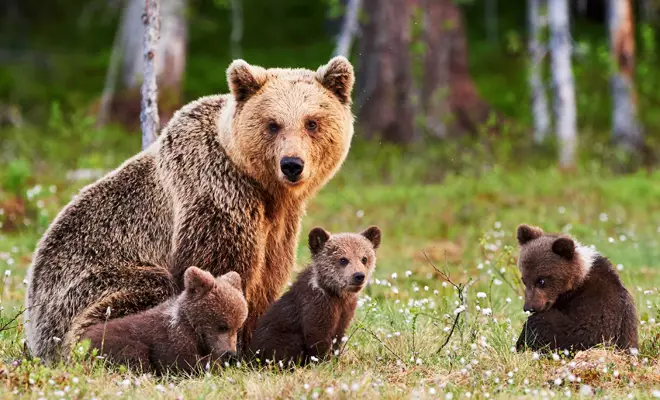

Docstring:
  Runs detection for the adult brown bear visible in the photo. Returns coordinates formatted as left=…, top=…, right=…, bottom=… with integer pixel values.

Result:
left=25, top=57, right=356, bottom=362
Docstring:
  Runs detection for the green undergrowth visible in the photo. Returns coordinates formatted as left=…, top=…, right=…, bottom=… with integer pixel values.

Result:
left=1, top=134, right=660, bottom=398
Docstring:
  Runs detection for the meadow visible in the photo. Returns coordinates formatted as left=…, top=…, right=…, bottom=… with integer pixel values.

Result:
left=1, top=126, right=660, bottom=399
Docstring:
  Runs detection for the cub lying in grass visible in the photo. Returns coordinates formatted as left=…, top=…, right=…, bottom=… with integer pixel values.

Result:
left=83, top=267, right=247, bottom=373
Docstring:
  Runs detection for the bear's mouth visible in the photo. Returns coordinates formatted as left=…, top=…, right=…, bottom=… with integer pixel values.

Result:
left=346, top=283, right=364, bottom=293
left=281, top=176, right=305, bottom=187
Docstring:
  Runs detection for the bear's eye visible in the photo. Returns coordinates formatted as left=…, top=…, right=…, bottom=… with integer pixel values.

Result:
left=339, top=257, right=349, bottom=266
left=537, top=278, right=546, bottom=288
left=305, top=120, right=318, bottom=132
left=217, top=325, right=229, bottom=333
left=268, top=122, right=281, bottom=133
left=361, top=257, right=368, bottom=265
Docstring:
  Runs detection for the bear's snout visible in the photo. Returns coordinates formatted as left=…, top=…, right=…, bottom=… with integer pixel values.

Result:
left=351, top=272, right=365, bottom=285
left=280, top=157, right=305, bottom=182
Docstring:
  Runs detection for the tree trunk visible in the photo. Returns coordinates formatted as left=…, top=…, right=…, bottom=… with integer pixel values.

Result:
left=609, top=0, right=643, bottom=152
left=141, top=0, right=160, bottom=150
left=418, top=0, right=493, bottom=138
left=333, top=0, right=362, bottom=57
left=528, top=0, right=550, bottom=143
left=485, top=0, right=498, bottom=44
left=548, top=0, right=577, bottom=169
left=357, top=0, right=416, bottom=144
left=96, top=0, right=186, bottom=131
left=230, top=0, right=243, bottom=59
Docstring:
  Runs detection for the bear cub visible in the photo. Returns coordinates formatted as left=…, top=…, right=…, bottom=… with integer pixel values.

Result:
left=83, top=267, right=248, bottom=373
left=247, top=226, right=381, bottom=365
left=515, top=224, right=638, bottom=352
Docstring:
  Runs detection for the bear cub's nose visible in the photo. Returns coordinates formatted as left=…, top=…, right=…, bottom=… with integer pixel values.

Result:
left=352, top=272, right=365, bottom=285
left=280, top=157, right=305, bottom=181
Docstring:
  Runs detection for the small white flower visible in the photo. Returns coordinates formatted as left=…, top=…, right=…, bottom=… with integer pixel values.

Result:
left=554, top=378, right=562, bottom=386
left=310, top=356, right=319, bottom=362
left=482, top=308, right=492, bottom=316
left=532, top=352, right=540, bottom=360
left=155, top=385, right=165, bottom=393
left=477, top=292, right=487, bottom=299
left=445, top=393, right=454, bottom=399
left=617, top=264, right=624, bottom=271
left=391, top=273, right=397, bottom=279
left=405, top=270, right=412, bottom=277
left=494, top=279, right=502, bottom=286
left=356, top=210, right=364, bottom=218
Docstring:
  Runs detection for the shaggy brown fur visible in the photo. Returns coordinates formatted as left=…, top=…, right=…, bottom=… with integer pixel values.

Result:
left=515, top=224, right=638, bottom=352
left=83, top=268, right=247, bottom=374
left=25, top=56, right=355, bottom=362
left=247, top=226, right=381, bottom=365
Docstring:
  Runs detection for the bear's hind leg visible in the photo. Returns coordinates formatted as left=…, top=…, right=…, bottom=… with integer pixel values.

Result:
left=64, top=265, right=175, bottom=356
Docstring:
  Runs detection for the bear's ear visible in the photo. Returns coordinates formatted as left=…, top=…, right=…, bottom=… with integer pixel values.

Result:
left=184, top=266, right=215, bottom=296
left=517, top=224, right=544, bottom=246
left=552, top=236, right=576, bottom=260
left=226, top=59, right=267, bottom=103
left=316, top=56, right=355, bottom=106
left=218, top=271, right=243, bottom=292
left=308, top=227, right=331, bottom=255
left=361, top=226, right=382, bottom=249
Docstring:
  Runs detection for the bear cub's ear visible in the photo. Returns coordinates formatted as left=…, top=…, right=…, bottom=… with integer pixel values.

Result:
left=184, top=266, right=216, bottom=296
left=316, top=56, right=355, bottom=106
left=361, top=226, right=382, bottom=249
left=218, top=271, right=243, bottom=292
left=552, top=236, right=576, bottom=260
left=226, top=59, right=267, bottom=103
left=517, top=224, right=544, bottom=246
left=309, top=227, right=331, bottom=255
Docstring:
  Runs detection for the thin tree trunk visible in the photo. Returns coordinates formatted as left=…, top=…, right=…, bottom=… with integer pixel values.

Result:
left=141, top=0, right=160, bottom=150
left=485, top=0, right=498, bottom=44
left=97, top=7, right=128, bottom=128
left=357, top=0, right=415, bottom=144
left=639, top=0, right=655, bottom=22
left=333, top=0, right=362, bottom=57
left=230, top=0, right=243, bottom=59
left=528, top=0, right=550, bottom=143
left=609, top=0, right=643, bottom=152
left=548, top=0, right=577, bottom=169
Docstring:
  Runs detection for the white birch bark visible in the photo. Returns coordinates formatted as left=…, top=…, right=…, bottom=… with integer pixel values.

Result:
left=528, top=0, right=550, bottom=143
left=548, top=0, right=577, bottom=169
left=609, top=0, right=643, bottom=151
left=141, top=0, right=160, bottom=150
left=332, top=0, right=362, bottom=57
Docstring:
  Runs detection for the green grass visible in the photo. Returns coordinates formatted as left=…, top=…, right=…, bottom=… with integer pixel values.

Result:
left=1, top=135, right=660, bottom=399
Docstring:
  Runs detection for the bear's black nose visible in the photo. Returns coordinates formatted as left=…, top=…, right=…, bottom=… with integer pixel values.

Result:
left=280, top=157, right=304, bottom=181
left=352, top=272, right=365, bottom=285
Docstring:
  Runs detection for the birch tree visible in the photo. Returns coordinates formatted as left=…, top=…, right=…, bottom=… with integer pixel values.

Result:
left=141, top=0, right=160, bottom=150
left=548, top=0, right=577, bottom=169
left=528, top=0, right=550, bottom=143
left=609, top=0, right=643, bottom=152
left=332, top=0, right=362, bottom=58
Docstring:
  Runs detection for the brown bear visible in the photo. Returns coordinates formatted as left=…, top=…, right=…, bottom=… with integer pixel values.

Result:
left=25, top=56, right=356, bottom=362
left=247, top=226, right=381, bottom=366
left=83, top=267, right=247, bottom=374
left=515, top=224, right=638, bottom=352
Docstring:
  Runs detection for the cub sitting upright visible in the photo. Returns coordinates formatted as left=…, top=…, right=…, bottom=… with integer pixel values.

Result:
left=515, top=224, right=638, bottom=352
left=248, top=226, right=381, bottom=365
left=83, top=267, right=247, bottom=374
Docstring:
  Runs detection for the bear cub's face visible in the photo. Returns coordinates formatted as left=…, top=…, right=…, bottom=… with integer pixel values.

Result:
left=226, top=57, right=355, bottom=193
left=308, top=226, right=381, bottom=294
left=516, top=224, right=593, bottom=313
left=179, top=267, right=248, bottom=358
